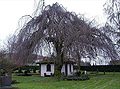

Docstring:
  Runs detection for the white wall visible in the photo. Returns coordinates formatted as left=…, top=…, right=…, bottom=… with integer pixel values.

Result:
left=41, top=64, right=54, bottom=76
left=61, top=64, right=74, bottom=75
left=67, top=64, right=73, bottom=76
left=40, top=64, right=73, bottom=76
left=61, top=64, right=65, bottom=74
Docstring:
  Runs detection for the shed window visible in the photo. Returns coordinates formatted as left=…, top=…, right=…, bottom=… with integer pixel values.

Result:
left=46, top=64, right=51, bottom=72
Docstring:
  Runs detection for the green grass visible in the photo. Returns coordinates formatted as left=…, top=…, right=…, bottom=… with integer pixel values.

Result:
left=12, top=72, right=120, bottom=89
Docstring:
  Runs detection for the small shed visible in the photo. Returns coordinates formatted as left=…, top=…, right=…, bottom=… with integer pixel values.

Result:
left=39, top=61, right=74, bottom=77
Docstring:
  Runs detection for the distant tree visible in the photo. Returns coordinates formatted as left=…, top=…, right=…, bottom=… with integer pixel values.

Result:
left=13, top=2, right=118, bottom=78
left=104, top=0, right=120, bottom=46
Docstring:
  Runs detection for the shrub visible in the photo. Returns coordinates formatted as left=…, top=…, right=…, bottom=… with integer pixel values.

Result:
left=33, top=69, right=36, bottom=73
left=17, top=68, right=23, bottom=73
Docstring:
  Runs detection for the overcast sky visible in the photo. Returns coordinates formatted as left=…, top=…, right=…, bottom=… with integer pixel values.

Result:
left=0, top=0, right=106, bottom=46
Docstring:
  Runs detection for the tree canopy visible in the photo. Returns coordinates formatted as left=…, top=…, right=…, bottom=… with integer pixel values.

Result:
left=12, top=3, right=118, bottom=77
left=104, top=0, right=120, bottom=44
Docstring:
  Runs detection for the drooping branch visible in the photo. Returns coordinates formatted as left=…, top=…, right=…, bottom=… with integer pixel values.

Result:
left=12, top=3, right=118, bottom=76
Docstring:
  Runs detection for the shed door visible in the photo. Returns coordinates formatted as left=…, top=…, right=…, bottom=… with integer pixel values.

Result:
left=65, top=64, right=68, bottom=76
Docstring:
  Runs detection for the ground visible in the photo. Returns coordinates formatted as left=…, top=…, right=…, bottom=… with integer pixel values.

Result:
left=12, top=72, right=120, bottom=89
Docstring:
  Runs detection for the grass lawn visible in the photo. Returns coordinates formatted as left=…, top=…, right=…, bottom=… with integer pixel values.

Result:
left=12, top=72, right=120, bottom=89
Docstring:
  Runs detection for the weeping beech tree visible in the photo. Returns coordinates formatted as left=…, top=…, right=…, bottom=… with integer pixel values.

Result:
left=13, top=3, right=118, bottom=77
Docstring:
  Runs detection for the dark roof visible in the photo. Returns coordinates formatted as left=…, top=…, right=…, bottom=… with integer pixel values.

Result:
left=36, top=55, right=75, bottom=64
left=37, top=60, right=75, bottom=64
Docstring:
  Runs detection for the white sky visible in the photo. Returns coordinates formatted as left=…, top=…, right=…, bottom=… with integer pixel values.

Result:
left=0, top=0, right=106, bottom=46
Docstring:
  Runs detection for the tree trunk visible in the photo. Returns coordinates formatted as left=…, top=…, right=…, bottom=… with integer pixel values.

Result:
left=76, top=51, right=81, bottom=71
left=54, top=42, right=64, bottom=79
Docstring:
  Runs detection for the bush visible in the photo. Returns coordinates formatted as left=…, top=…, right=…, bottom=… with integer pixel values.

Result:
left=74, top=71, right=81, bottom=76
left=17, top=68, right=23, bottom=73
left=33, top=69, right=36, bottom=73
left=80, top=74, right=89, bottom=80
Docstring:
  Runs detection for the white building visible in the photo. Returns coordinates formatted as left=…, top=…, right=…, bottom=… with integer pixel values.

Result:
left=39, top=61, right=74, bottom=77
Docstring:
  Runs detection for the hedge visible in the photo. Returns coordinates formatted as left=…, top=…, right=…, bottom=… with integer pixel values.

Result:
left=14, top=65, right=40, bottom=71
left=14, top=65, right=120, bottom=72
left=80, top=65, right=120, bottom=72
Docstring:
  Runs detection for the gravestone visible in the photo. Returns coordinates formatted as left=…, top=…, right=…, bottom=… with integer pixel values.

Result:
left=0, top=76, right=12, bottom=88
